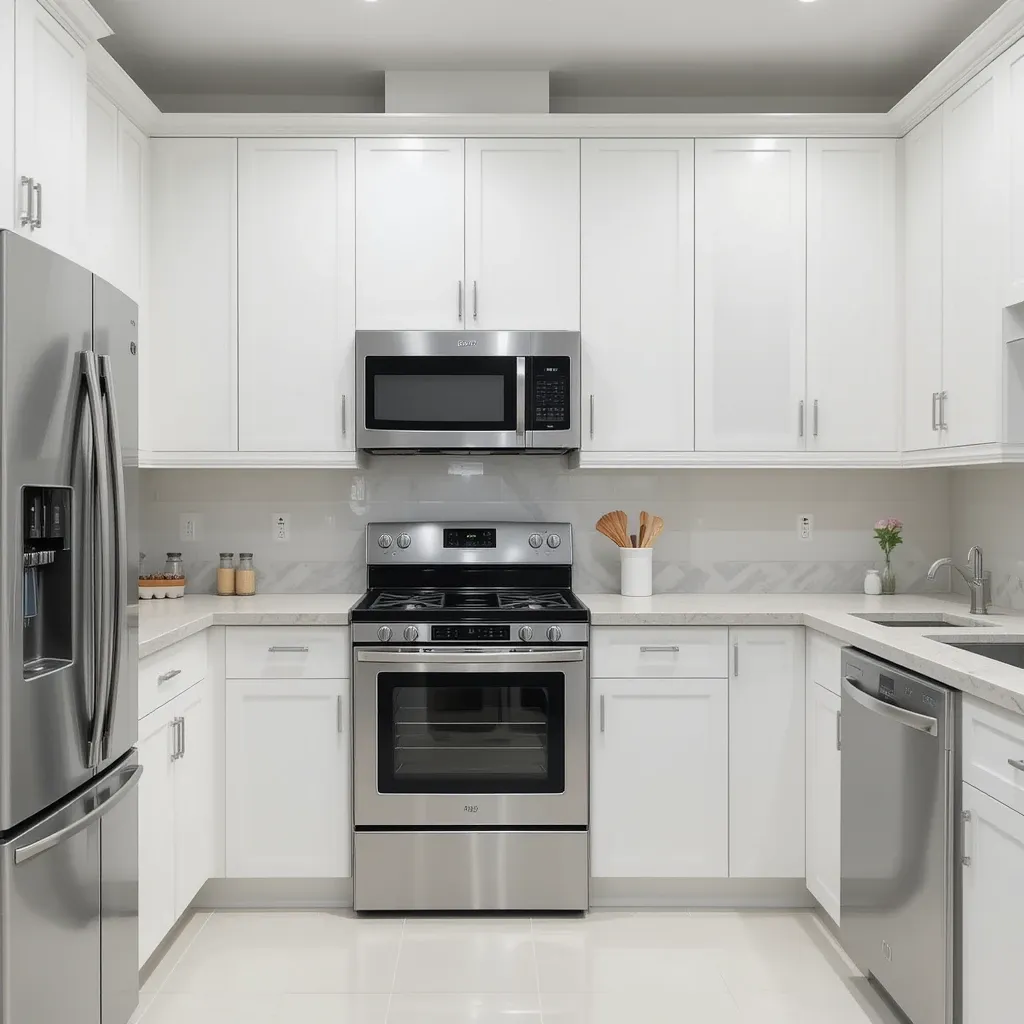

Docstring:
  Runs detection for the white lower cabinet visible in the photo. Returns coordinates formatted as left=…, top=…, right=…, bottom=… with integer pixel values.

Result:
left=137, top=676, right=214, bottom=967
left=805, top=681, right=841, bottom=924
left=226, top=677, right=350, bottom=878
left=961, top=782, right=1024, bottom=1024
left=591, top=676, right=729, bottom=878
left=729, top=628, right=805, bottom=877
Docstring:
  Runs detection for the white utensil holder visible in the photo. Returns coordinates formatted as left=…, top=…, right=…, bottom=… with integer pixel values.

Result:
left=619, top=548, right=653, bottom=597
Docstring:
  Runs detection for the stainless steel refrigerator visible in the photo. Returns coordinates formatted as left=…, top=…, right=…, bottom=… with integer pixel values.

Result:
left=0, top=231, right=141, bottom=1024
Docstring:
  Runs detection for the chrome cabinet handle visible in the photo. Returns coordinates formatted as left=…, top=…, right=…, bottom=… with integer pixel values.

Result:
left=473, top=281, right=478, bottom=321
left=640, top=646, right=680, bottom=653
left=939, top=391, right=948, bottom=430
left=170, top=717, right=182, bottom=761
left=157, top=669, right=182, bottom=684
left=31, top=181, right=42, bottom=229
left=798, top=400, right=805, bottom=438
left=341, top=394, right=347, bottom=438
left=268, top=646, right=309, bottom=653
left=931, top=392, right=939, bottom=431
left=181, top=715, right=186, bottom=758
left=457, top=281, right=463, bottom=322
left=337, top=694, right=344, bottom=733
left=600, top=694, right=606, bottom=733
left=589, top=395, right=595, bottom=439
left=836, top=710, right=842, bottom=751
left=813, top=400, right=819, bottom=438
left=961, top=808, right=972, bottom=867
left=733, top=642, right=739, bottom=676
left=1008, top=758, right=1024, bottom=772
left=19, top=176, right=33, bottom=226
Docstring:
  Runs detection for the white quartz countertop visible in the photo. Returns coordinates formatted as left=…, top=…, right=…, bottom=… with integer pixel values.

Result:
left=138, top=594, right=363, bottom=659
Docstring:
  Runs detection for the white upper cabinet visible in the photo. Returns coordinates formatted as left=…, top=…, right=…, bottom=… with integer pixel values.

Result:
left=14, top=0, right=86, bottom=261
left=729, top=627, right=805, bottom=878
left=695, top=139, right=807, bottom=451
left=116, top=114, right=146, bottom=302
left=355, top=138, right=465, bottom=330
left=903, top=110, right=945, bottom=452
left=807, top=139, right=897, bottom=452
left=1005, top=38, right=1024, bottom=307
left=581, top=139, right=695, bottom=455
left=238, top=139, right=355, bottom=453
left=465, top=138, right=580, bottom=330
left=86, top=84, right=117, bottom=282
left=942, top=65, right=1004, bottom=449
left=149, top=138, right=237, bottom=453
left=0, top=0, right=13, bottom=231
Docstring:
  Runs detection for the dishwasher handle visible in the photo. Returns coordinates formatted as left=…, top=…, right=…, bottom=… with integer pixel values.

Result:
left=842, top=676, right=939, bottom=736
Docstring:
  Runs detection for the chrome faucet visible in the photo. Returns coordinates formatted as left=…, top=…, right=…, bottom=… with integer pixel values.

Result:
left=927, top=546, right=991, bottom=615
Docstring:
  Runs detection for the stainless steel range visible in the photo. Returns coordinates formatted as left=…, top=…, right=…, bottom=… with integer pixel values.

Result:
left=351, top=522, right=590, bottom=912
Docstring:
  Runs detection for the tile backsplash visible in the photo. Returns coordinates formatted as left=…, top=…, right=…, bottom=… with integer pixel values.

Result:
left=140, top=461, right=954, bottom=596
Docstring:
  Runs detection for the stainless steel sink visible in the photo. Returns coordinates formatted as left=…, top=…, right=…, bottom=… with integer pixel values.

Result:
left=852, top=613, right=995, bottom=629
left=940, top=641, right=1024, bottom=669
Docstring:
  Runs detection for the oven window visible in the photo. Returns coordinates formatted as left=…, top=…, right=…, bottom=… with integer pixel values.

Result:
left=378, top=673, right=565, bottom=793
left=364, top=356, right=518, bottom=431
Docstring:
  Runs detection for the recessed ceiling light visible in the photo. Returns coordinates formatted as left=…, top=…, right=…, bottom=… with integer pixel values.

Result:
left=798, top=0, right=819, bottom=4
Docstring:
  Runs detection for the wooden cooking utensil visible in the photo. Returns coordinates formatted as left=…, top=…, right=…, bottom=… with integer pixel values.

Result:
left=637, top=511, right=649, bottom=549
left=643, top=515, right=665, bottom=548
left=596, top=512, right=630, bottom=548
left=613, top=510, right=629, bottom=547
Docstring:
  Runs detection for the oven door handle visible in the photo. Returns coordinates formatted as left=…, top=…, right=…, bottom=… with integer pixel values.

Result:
left=356, top=648, right=586, bottom=664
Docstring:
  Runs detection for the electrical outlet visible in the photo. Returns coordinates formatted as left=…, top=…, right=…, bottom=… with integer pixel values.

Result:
left=179, top=514, right=201, bottom=543
left=798, top=514, right=813, bottom=542
left=272, top=513, right=290, bottom=543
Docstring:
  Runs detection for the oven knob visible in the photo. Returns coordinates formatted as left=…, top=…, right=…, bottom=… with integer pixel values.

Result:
left=404, top=625, right=420, bottom=642
left=528, top=533, right=544, bottom=549
left=546, top=625, right=563, bottom=642
left=377, top=625, right=393, bottom=643
left=378, top=534, right=394, bottom=549
left=547, top=534, right=561, bottom=549
left=519, top=625, right=534, bottom=642
left=397, top=533, right=411, bottom=549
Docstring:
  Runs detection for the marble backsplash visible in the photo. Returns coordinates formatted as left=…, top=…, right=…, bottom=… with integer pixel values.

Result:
left=139, top=461, right=955, bottom=597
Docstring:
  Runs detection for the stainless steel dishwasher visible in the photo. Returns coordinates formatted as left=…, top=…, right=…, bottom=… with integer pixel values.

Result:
left=840, top=648, right=959, bottom=1024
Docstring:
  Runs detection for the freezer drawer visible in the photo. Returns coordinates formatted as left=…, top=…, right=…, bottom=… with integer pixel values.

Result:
left=0, top=754, right=142, bottom=1024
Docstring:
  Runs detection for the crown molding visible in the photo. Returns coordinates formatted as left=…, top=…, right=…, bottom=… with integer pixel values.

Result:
left=38, top=0, right=110, bottom=47
left=86, top=42, right=162, bottom=135
left=889, top=0, right=1024, bottom=134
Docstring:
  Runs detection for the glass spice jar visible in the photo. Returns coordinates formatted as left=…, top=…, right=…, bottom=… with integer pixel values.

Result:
left=235, top=553, right=257, bottom=597
left=164, top=552, right=184, bottom=577
left=217, top=553, right=236, bottom=596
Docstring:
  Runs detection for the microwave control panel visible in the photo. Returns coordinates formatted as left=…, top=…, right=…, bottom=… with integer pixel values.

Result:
left=529, top=357, right=571, bottom=431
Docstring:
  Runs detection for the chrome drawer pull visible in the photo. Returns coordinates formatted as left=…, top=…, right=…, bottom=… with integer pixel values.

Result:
left=1008, top=758, right=1024, bottom=772
left=639, top=645, right=679, bottom=653
left=961, top=809, right=972, bottom=867
left=599, top=694, right=605, bottom=733
left=157, top=669, right=181, bottom=684
left=268, top=646, right=310, bottom=653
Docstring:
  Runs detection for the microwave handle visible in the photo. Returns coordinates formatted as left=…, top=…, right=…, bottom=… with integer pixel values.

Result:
left=516, top=357, right=527, bottom=445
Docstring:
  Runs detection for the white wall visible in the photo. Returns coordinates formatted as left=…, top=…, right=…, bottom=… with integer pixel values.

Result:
left=950, top=465, right=1024, bottom=610
left=141, top=464, right=953, bottom=596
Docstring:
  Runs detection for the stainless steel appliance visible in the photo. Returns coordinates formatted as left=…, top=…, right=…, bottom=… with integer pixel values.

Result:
left=355, top=331, right=581, bottom=453
left=0, top=231, right=141, bottom=1024
left=841, top=648, right=958, bottom=1024
left=351, top=522, right=589, bottom=911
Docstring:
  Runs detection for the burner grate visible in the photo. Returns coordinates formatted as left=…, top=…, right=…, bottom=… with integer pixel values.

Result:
left=497, top=591, right=573, bottom=611
left=369, top=591, right=444, bottom=611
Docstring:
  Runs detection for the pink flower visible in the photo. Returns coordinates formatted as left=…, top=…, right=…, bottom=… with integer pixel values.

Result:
left=875, top=518, right=903, bottom=531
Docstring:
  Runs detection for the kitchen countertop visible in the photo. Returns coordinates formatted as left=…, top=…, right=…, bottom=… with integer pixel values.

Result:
left=139, top=592, right=1024, bottom=717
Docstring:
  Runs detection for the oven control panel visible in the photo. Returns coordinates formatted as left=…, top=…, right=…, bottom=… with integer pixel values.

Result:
left=366, top=522, right=572, bottom=565
left=432, top=624, right=510, bottom=642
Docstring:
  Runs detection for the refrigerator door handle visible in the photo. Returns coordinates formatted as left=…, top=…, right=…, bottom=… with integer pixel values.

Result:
left=82, top=353, right=113, bottom=769
left=14, top=764, right=143, bottom=864
left=98, top=355, right=127, bottom=760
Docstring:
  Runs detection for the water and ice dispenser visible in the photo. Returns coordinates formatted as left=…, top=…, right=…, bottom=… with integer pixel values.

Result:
left=23, top=486, right=72, bottom=679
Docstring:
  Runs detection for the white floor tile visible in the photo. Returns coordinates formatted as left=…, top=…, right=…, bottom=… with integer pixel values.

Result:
left=140, top=913, right=213, bottom=995
left=393, top=932, right=539, bottom=993
left=387, top=993, right=543, bottom=1023
left=128, top=993, right=154, bottom=1023
left=540, top=991, right=743, bottom=1024
left=273, top=994, right=391, bottom=1023
left=132, top=993, right=279, bottom=1024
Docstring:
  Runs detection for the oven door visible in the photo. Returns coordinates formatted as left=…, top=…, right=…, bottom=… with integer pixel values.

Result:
left=356, top=332, right=530, bottom=451
left=353, top=647, right=588, bottom=827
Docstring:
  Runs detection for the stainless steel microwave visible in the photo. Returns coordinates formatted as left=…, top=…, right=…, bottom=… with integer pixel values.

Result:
left=355, top=331, right=581, bottom=453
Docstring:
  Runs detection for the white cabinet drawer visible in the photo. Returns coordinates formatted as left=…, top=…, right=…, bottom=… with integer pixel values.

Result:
left=807, top=631, right=843, bottom=696
left=138, top=633, right=207, bottom=719
left=591, top=627, right=729, bottom=679
left=963, top=696, right=1024, bottom=813
left=226, top=627, right=350, bottom=679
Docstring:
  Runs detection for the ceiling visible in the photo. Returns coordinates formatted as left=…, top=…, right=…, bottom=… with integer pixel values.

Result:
left=92, top=0, right=1008, bottom=111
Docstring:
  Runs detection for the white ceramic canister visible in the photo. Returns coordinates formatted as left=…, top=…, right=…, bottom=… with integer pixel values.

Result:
left=620, top=547, right=654, bottom=597
left=864, top=569, right=883, bottom=596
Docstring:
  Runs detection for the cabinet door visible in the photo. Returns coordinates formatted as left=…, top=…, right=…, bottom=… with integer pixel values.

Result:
left=173, top=679, right=214, bottom=916
left=903, top=111, right=946, bottom=452
left=806, top=682, right=841, bottom=925
left=137, top=704, right=177, bottom=967
left=695, top=139, right=807, bottom=451
left=0, top=0, right=13, bottom=231
left=116, top=114, right=146, bottom=302
left=807, top=139, right=897, bottom=452
left=581, top=139, right=694, bottom=454
left=355, top=138, right=465, bottom=330
left=238, top=139, right=355, bottom=453
left=942, top=66, right=1004, bottom=449
left=1005, top=39, right=1024, bottom=306
left=729, top=627, right=805, bottom=877
left=226, top=678, right=349, bottom=878
left=591, top=677, right=728, bottom=878
left=14, top=0, right=86, bottom=260
left=465, top=138, right=580, bottom=330
left=85, top=85, right=117, bottom=284
left=961, top=783, right=1024, bottom=1024
left=149, top=138, right=237, bottom=452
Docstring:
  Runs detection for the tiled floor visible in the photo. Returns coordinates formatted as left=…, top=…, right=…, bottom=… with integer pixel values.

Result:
left=133, top=910, right=903, bottom=1023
